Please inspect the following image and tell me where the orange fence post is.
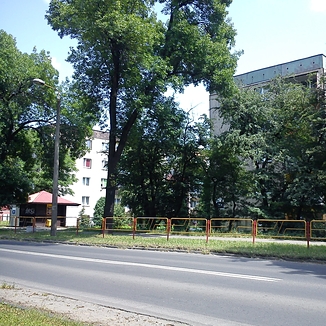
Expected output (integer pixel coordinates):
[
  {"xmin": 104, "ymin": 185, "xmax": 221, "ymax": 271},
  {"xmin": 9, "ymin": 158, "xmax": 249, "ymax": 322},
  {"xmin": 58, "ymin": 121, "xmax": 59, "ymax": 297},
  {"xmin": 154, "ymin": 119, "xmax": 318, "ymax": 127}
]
[
  {"xmin": 133, "ymin": 217, "xmax": 137, "ymax": 240},
  {"xmin": 206, "ymin": 219, "xmax": 211, "ymax": 243},
  {"xmin": 306, "ymin": 221, "xmax": 311, "ymax": 249},
  {"xmin": 33, "ymin": 217, "xmax": 36, "ymax": 233},
  {"xmin": 167, "ymin": 219, "xmax": 171, "ymax": 241},
  {"xmin": 102, "ymin": 218, "xmax": 105, "ymax": 238},
  {"xmin": 76, "ymin": 218, "xmax": 79, "ymax": 235},
  {"xmin": 252, "ymin": 220, "xmax": 257, "ymax": 244}
]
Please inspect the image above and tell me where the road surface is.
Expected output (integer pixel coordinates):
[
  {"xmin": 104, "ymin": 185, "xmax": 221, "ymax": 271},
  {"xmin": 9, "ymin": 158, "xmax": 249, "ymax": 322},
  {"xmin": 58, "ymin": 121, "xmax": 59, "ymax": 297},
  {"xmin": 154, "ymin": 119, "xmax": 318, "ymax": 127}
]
[{"xmin": 0, "ymin": 240, "xmax": 325, "ymax": 325}]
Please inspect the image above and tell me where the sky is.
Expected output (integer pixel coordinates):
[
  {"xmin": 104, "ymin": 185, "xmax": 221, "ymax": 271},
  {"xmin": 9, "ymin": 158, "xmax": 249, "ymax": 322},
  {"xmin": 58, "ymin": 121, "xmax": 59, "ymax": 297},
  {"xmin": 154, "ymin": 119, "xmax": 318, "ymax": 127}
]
[{"xmin": 1, "ymin": 0, "xmax": 326, "ymax": 119}]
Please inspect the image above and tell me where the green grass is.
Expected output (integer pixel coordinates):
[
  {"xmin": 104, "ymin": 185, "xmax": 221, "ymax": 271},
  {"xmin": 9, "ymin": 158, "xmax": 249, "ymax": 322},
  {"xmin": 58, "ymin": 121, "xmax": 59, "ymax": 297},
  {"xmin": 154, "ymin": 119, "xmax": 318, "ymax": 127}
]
[
  {"xmin": 0, "ymin": 227, "xmax": 325, "ymax": 262},
  {"xmin": 1, "ymin": 282, "xmax": 15, "ymax": 290},
  {"xmin": 0, "ymin": 303, "xmax": 88, "ymax": 326}
]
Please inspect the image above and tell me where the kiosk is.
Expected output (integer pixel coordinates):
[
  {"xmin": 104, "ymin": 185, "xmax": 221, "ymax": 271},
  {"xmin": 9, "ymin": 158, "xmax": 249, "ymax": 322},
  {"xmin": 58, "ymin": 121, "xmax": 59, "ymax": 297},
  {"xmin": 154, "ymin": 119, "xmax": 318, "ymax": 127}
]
[{"xmin": 18, "ymin": 191, "xmax": 80, "ymax": 227}]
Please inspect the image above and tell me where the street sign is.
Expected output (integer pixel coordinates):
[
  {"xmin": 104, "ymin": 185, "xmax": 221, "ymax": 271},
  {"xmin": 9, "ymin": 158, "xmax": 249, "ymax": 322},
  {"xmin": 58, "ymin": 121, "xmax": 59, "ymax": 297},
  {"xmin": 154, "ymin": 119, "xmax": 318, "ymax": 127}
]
[{"xmin": 11, "ymin": 205, "xmax": 16, "ymax": 216}]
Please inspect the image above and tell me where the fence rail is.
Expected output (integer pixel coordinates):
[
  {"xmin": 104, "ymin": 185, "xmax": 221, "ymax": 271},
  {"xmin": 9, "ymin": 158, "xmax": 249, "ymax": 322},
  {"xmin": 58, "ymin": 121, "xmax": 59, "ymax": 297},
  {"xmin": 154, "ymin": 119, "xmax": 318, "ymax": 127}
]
[
  {"xmin": 256, "ymin": 219, "xmax": 306, "ymax": 238},
  {"xmin": 311, "ymin": 220, "xmax": 326, "ymax": 239},
  {"xmin": 98, "ymin": 217, "xmax": 326, "ymax": 246},
  {"xmin": 210, "ymin": 218, "xmax": 253, "ymax": 235},
  {"xmin": 9, "ymin": 216, "xmax": 325, "ymax": 247}
]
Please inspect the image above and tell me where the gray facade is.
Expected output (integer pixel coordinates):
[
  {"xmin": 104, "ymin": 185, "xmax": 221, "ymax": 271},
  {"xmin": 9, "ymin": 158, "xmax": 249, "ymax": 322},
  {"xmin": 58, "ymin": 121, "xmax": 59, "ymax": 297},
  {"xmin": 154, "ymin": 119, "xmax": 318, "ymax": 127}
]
[
  {"xmin": 210, "ymin": 54, "xmax": 326, "ymax": 135},
  {"xmin": 234, "ymin": 54, "xmax": 325, "ymax": 87}
]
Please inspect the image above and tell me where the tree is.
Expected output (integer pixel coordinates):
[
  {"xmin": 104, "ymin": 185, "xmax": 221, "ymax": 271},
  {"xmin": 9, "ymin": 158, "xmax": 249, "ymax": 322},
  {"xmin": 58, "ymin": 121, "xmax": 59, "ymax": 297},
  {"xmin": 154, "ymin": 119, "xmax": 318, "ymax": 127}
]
[
  {"xmin": 199, "ymin": 134, "xmax": 253, "ymax": 218},
  {"xmin": 93, "ymin": 197, "xmax": 105, "ymax": 227},
  {"xmin": 218, "ymin": 77, "xmax": 326, "ymax": 220},
  {"xmin": 46, "ymin": 0, "xmax": 239, "ymax": 225},
  {"xmin": 0, "ymin": 30, "xmax": 57, "ymax": 204},
  {"xmin": 0, "ymin": 30, "xmax": 95, "ymax": 205},
  {"xmin": 118, "ymin": 96, "xmax": 210, "ymax": 218}
]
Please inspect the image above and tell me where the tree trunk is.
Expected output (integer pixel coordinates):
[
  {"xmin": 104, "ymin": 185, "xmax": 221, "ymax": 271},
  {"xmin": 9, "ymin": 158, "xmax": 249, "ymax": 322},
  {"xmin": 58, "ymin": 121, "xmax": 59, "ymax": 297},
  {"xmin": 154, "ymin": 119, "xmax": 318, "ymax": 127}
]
[{"xmin": 104, "ymin": 183, "xmax": 115, "ymax": 232}]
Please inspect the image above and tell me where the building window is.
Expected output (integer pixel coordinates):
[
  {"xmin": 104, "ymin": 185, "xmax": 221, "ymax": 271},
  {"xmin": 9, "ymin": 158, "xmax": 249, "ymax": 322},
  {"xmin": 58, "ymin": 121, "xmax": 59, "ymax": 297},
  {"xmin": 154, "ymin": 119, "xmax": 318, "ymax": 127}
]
[
  {"xmin": 83, "ymin": 158, "xmax": 92, "ymax": 169},
  {"xmin": 102, "ymin": 142, "xmax": 109, "ymax": 151},
  {"xmin": 102, "ymin": 160, "xmax": 108, "ymax": 170},
  {"xmin": 82, "ymin": 196, "xmax": 90, "ymax": 206},
  {"xmin": 101, "ymin": 178, "xmax": 107, "ymax": 189},
  {"xmin": 86, "ymin": 139, "xmax": 92, "ymax": 149},
  {"xmin": 83, "ymin": 177, "xmax": 90, "ymax": 186}
]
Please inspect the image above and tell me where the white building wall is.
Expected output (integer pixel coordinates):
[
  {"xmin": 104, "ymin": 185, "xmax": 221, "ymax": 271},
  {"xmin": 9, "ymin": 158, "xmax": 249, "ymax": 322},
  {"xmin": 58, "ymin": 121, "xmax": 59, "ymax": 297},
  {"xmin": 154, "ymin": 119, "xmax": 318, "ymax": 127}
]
[{"xmin": 64, "ymin": 130, "xmax": 109, "ymax": 226}]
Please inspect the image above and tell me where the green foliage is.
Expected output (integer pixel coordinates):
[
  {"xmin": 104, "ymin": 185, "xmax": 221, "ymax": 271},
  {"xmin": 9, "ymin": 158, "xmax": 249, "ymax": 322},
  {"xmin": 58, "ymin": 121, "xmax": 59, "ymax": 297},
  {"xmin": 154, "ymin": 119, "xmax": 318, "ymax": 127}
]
[
  {"xmin": 46, "ymin": 0, "xmax": 239, "ymax": 219},
  {"xmin": 93, "ymin": 197, "xmax": 129, "ymax": 227},
  {"xmin": 78, "ymin": 207, "xmax": 91, "ymax": 228},
  {"xmin": 198, "ymin": 134, "xmax": 254, "ymax": 218},
  {"xmin": 0, "ymin": 30, "xmax": 58, "ymax": 204},
  {"xmin": 0, "ymin": 158, "xmax": 33, "ymax": 204},
  {"xmin": 118, "ymin": 97, "xmax": 210, "ymax": 217},
  {"xmin": 114, "ymin": 203, "xmax": 126, "ymax": 217},
  {"xmin": 218, "ymin": 77, "xmax": 326, "ymax": 219},
  {"xmin": 93, "ymin": 197, "xmax": 105, "ymax": 227},
  {"xmin": 0, "ymin": 30, "xmax": 95, "ymax": 205}
]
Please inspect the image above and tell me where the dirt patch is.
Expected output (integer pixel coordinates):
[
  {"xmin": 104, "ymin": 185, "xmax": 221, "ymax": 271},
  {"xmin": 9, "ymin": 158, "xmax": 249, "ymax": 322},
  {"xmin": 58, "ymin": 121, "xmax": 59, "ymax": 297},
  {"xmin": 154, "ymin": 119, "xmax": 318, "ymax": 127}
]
[{"xmin": 0, "ymin": 286, "xmax": 188, "ymax": 326}]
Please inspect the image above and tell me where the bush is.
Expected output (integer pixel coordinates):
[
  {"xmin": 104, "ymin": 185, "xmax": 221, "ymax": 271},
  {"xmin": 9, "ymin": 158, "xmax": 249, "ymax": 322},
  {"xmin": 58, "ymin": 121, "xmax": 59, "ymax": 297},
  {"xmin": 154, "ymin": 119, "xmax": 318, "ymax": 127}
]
[
  {"xmin": 93, "ymin": 197, "xmax": 130, "ymax": 228},
  {"xmin": 93, "ymin": 197, "xmax": 105, "ymax": 227},
  {"xmin": 78, "ymin": 208, "xmax": 91, "ymax": 228}
]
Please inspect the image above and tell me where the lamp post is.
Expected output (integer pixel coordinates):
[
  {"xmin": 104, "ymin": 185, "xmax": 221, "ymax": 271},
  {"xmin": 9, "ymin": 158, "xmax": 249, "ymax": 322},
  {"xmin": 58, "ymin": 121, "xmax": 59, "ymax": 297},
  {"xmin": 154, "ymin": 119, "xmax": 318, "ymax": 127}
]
[{"xmin": 33, "ymin": 78, "xmax": 60, "ymax": 236}]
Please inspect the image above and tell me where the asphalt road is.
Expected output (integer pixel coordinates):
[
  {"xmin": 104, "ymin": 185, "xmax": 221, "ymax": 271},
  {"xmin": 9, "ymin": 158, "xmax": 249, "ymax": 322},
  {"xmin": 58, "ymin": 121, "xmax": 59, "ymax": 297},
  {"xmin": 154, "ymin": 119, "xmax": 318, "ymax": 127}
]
[{"xmin": 0, "ymin": 240, "xmax": 325, "ymax": 326}]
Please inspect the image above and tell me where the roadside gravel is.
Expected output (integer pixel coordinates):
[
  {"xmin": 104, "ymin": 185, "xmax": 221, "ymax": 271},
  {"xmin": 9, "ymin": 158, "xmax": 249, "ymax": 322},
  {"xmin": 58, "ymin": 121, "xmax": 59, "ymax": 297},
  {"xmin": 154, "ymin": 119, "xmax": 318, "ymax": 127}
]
[{"xmin": 0, "ymin": 285, "xmax": 188, "ymax": 326}]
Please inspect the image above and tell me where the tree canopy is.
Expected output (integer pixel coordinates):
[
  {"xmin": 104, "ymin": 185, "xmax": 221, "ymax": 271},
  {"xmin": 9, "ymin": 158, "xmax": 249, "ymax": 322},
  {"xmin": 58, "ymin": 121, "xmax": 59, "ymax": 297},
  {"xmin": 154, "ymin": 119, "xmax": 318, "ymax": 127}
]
[
  {"xmin": 46, "ymin": 0, "xmax": 239, "ymax": 219},
  {"xmin": 0, "ymin": 29, "xmax": 95, "ymax": 206},
  {"xmin": 217, "ymin": 78, "xmax": 326, "ymax": 220},
  {"xmin": 118, "ymin": 95, "xmax": 210, "ymax": 217},
  {"xmin": 199, "ymin": 133, "xmax": 253, "ymax": 218}
]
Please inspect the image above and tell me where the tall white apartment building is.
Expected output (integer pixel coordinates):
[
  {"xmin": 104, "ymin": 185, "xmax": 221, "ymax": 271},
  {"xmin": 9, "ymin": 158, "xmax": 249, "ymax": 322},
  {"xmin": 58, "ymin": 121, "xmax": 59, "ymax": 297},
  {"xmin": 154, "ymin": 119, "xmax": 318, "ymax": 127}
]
[{"xmin": 64, "ymin": 130, "xmax": 109, "ymax": 225}]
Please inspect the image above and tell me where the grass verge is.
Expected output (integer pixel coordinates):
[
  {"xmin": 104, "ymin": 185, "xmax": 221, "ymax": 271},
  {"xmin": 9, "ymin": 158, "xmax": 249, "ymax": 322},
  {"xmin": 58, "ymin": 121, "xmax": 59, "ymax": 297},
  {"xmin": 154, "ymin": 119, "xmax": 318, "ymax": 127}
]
[
  {"xmin": 0, "ymin": 303, "xmax": 87, "ymax": 326},
  {"xmin": 0, "ymin": 227, "xmax": 325, "ymax": 262}
]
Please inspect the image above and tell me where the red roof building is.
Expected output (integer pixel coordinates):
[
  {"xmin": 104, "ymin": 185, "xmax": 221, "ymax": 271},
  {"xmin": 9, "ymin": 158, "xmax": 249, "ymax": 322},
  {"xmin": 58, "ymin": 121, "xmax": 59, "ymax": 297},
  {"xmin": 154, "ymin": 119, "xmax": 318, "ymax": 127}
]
[
  {"xmin": 28, "ymin": 191, "xmax": 79, "ymax": 206},
  {"xmin": 19, "ymin": 191, "xmax": 80, "ymax": 227}
]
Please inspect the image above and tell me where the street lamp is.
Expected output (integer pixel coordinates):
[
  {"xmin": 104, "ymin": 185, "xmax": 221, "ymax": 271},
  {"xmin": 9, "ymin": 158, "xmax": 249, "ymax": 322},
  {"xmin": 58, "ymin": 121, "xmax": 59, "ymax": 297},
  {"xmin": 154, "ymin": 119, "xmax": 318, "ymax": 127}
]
[{"xmin": 33, "ymin": 78, "xmax": 61, "ymax": 236}]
